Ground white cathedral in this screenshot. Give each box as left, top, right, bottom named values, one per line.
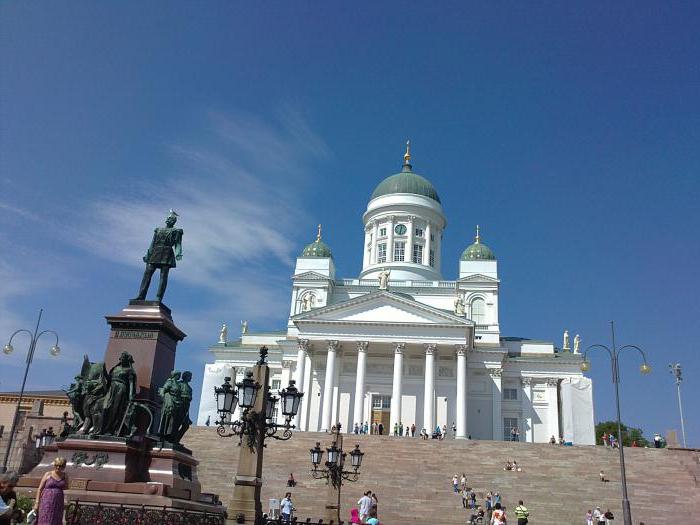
left=197, top=145, right=595, bottom=445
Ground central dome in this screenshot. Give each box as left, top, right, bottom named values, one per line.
left=370, top=143, right=441, bottom=203
left=370, top=167, right=441, bottom=203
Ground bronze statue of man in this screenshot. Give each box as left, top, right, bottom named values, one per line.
left=133, top=210, right=183, bottom=302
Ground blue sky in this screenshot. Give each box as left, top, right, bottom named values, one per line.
left=1, top=2, right=698, bottom=445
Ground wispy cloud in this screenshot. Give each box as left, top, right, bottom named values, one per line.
left=66, top=109, right=328, bottom=321
left=0, top=202, right=40, bottom=221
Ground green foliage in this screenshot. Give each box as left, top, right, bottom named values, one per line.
left=15, top=494, right=33, bottom=520
left=595, top=420, right=650, bottom=447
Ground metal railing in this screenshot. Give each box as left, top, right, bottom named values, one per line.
left=65, top=500, right=226, bottom=525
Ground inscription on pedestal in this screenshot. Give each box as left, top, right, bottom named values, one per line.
left=112, top=330, right=158, bottom=340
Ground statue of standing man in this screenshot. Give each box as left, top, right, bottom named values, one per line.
left=133, top=210, right=183, bottom=303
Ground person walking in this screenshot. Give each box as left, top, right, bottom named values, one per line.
left=363, top=422, right=369, bottom=434
left=514, top=500, right=529, bottom=524
left=585, top=509, right=593, bottom=525
left=452, top=474, right=459, bottom=493
left=358, top=491, right=372, bottom=522
left=460, top=473, right=467, bottom=490
left=378, top=423, right=384, bottom=435
left=490, top=502, right=506, bottom=525
left=460, top=487, right=469, bottom=508
left=393, top=422, right=399, bottom=436
left=33, top=457, right=68, bottom=525
left=411, top=423, right=416, bottom=437
left=280, top=492, right=294, bottom=523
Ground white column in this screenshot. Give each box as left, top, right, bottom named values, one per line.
left=278, top=360, right=293, bottom=425
left=353, top=341, right=369, bottom=430
left=371, top=221, right=379, bottom=264
left=490, top=368, right=503, bottom=440
left=294, top=339, right=308, bottom=429
left=547, top=378, right=560, bottom=439
left=407, top=215, right=414, bottom=263
left=424, top=222, right=431, bottom=266
left=299, top=351, right=313, bottom=431
left=389, top=342, right=405, bottom=433
left=423, top=344, right=436, bottom=432
left=455, top=345, right=467, bottom=439
left=387, top=216, right=395, bottom=261
left=521, top=377, right=533, bottom=442
left=320, top=340, right=339, bottom=432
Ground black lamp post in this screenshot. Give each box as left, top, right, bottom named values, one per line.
left=310, top=424, right=364, bottom=524
left=580, top=321, right=651, bottom=525
left=214, top=348, right=304, bottom=449
left=2, top=309, right=60, bottom=473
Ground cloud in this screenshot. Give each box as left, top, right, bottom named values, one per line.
left=65, top=109, right=328, bottom=319
left=0, top=202, right=40, bottom=222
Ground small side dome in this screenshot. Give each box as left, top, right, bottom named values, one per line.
left=301, top=224, right=333, bottom=258
left=461, top=225, right=496, bottom=261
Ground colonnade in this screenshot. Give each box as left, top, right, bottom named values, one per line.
left=294, top=339, right=473, bottom=439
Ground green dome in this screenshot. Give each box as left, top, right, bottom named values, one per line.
left=301, top=225, right=333, bottom=257
left=460, top=226, right=496, bottom=260
left=461, top=243, right=496, bottom=261
left=301, top=239, right=332, bottom=258
left=371, top=166, right=441, bottom=203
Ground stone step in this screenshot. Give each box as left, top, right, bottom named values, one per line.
left=182, top=428, right=700, bottom=525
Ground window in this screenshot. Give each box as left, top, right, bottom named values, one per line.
left=394, top=241, right=405, bottom=261
left=438, top=366, right=453, bottom=377
left=471, top=298, right=486, bottom=324
left=429, top=249, right=435, bottom=267
left=377, top=243, right=387, bottom=263
left=271, top=379, right=281, bottom=390
left=412, top=244, right=423, bottom=264
left=372, top=395, right=391, bottom=409
left=415, top=228, right=424, bottom=237
left=504, top=417, right=519, bottom=441
left=379, top=227, right=387, bottom=237
left=503, top=388, right=518, bottom=400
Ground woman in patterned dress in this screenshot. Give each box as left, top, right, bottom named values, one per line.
left=33, top=457, right=68, bottom=525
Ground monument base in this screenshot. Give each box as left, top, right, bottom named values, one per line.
left=19, top=436, right=224, bottom=518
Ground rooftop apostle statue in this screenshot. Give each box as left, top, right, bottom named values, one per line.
left=133, top=209, right=184, bottom=303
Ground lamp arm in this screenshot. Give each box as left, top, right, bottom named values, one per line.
left=617, top=344, right=649, bottom=364
left=582, top=344, right=613, bottom=361
left=35, top=329, right=59, bottom=347
left=7, top=329, right=34, bottom=346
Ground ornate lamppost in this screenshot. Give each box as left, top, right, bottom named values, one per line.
left=214, top=346, right=303, bottom=524
left=580, top=321, right=651, bottom=525
left=309, top=424, right=364, bottom=524
left=2, top=309, right=60, bottom=473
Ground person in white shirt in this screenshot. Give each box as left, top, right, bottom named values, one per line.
left=358, top=491, right=372, bottom=522
left=280, top=492, right=294, bottom=523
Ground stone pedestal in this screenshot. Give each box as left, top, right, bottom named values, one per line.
left=105, top=300, right=186, bottom=400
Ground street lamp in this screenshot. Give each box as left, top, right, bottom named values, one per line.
left=213, top=346, right=303, bottom=524
left=2, top=309, right=60, bottom=473
left=580, top=321, right=651, bottom=525
left=310, top=423, right=364, bottom=524
left=669, top=363, right=687, bottom=448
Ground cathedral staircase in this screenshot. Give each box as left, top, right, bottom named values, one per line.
left=183, top=428, right=700, bottom=525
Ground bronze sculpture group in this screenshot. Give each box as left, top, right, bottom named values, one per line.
left=65, top=352, right=192, bottom=445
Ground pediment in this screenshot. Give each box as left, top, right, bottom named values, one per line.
left=292, top=291, right=473, bottom=327
left=457, top=274, right=500, bottom=283
left=292, top=271, right=331, bottom=281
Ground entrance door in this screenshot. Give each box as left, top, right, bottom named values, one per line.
left=370, top=394, right=391, bottom=434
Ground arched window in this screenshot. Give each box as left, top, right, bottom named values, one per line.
left=471, top=298, right=486, bottom=325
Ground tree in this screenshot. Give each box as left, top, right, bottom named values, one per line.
left=595, top=421, right=650, bottom=447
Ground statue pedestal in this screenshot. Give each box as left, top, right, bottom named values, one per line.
left=19, top=437, right=222, bottom=516
left=104, top=300, right=186, bottom=400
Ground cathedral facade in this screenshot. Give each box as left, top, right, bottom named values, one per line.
left=197, top=146, right=595, bottom=445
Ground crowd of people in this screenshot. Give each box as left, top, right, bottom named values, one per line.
left=350, top=421, right=468, bottom=440
left=586, top=506, right=615, bottom=524
left=450, top=474, right=529, bottom=525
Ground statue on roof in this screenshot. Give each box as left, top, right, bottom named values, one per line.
left=563, top=330, right=570, bottom=351
left=378, top=268, right=391, bottom=290
left=133, top=210, right=183, bottom=303
left=241, top=320, right=248, bottom=334
left=219, top=323, right=228, bottom=344
left=574, top=334, right=581, bottom=354
left=454, top=295, right=465, bottom=317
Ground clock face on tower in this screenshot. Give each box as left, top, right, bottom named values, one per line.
left=394, top=224, right=407, bottom=235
